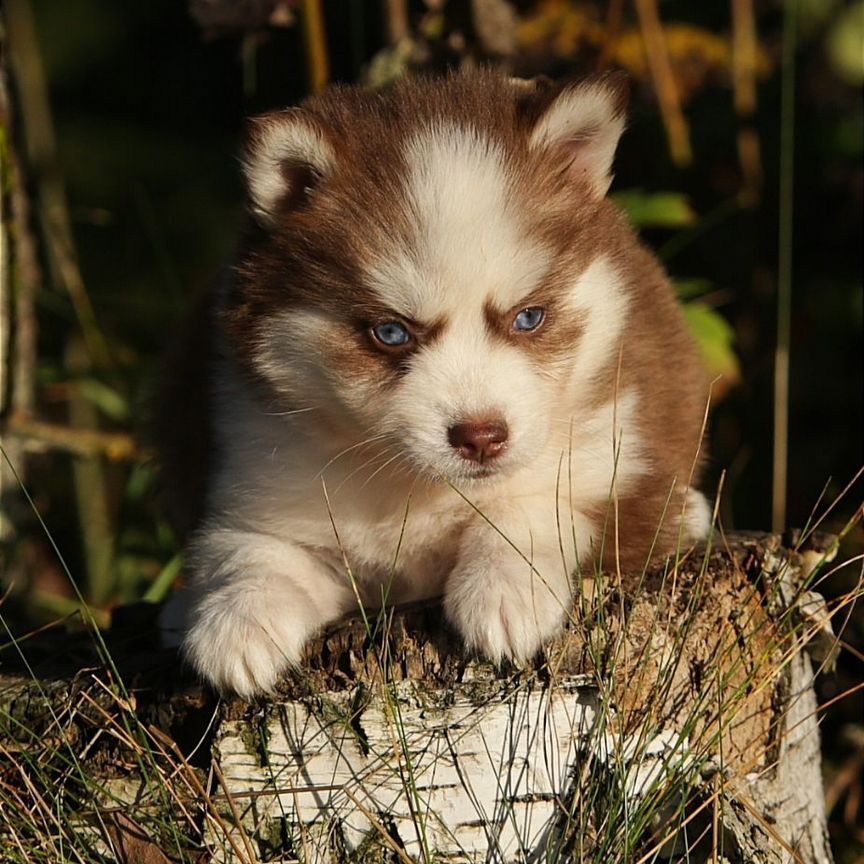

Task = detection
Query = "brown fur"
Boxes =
[159,69,707,565]
[223,71,622,375]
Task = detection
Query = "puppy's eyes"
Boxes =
[511,307,545,333]
[370,320,413,350]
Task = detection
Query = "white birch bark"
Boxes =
[205,534,836,863]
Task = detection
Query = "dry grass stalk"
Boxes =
[632,0,692,166]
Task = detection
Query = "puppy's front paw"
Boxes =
[444,556,571,664]
[183,587,317,698]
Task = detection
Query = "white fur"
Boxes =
[530,81,625,197]
[244,113,334,224]
[369,124,553,320]
[562,388,647,505]
[182,528,353,697]
[563,255,630,394]
[683,486,713,540]
[179,112,699,697]
[444,499,585,663]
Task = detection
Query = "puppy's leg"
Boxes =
[444,501,592,663]
[181,526,353,697]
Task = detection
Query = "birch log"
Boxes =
[0,533,840,863]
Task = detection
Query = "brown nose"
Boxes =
[447,420,509,464]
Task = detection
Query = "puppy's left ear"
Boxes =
[528,74,628,198]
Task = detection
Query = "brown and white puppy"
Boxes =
[158,70,711,697]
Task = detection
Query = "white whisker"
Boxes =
[332,444,400,492]
[360,450,412,490]
[314,433,392,480]
[262,406,319,417]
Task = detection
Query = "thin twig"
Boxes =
[732,0,762,204]
[301,0,329,93]
[384,0,410,45]
[5,0,112,369]
[66,336,115,604]
[632,0,692,166]
[0,33,40,535]
[5,413,144,461]
[597,0,625,70]
[772,0,798,532]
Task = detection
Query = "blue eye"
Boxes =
[512,307,545,332]
[371,321,412,348]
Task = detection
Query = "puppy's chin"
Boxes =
[450,469,512,488]
[418,454,523,487]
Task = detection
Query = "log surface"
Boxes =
[0,532,838,863]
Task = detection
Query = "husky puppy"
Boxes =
[158,70,711,697]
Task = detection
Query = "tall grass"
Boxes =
[1,449,861,862]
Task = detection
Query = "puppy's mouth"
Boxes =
[415,455,512,486]
[460,462,503,480]
[441,453,516,484]
[400,420,519,484]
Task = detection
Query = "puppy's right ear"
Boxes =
[526,74,628,199]
[243,110,334,226]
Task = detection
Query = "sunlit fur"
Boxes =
[158,71,711,697]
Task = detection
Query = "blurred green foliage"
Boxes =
[612,189,696,228]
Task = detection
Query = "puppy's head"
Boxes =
[226,71,629,484]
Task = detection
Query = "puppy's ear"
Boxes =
[528,74,628,198]
[243,110,334,226]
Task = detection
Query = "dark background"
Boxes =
[17,0,863,534]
